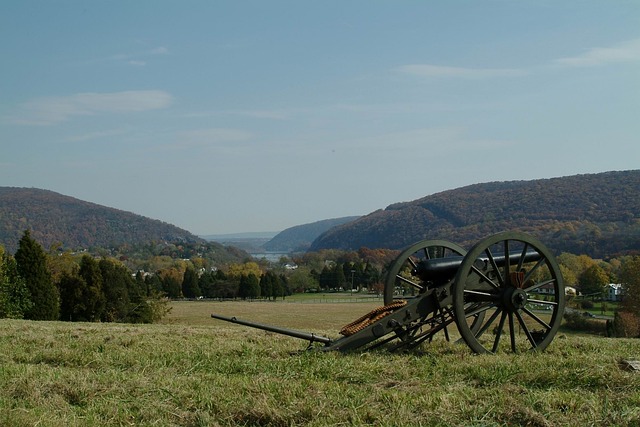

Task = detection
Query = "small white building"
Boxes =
[607,283,624,302]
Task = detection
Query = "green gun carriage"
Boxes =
[212,231,565,354]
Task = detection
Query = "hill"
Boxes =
[309,170,640,257]
[262,216,361,252]
[202,232,279,253]
[0,187,204,253]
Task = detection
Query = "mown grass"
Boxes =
[1,301,639,426]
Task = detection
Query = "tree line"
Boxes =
[0,230,168,322]
[1,229,638,338]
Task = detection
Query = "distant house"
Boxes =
[536,283,576,296]
[606,283,624,302]
[538,283,555,295]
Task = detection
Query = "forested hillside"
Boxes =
[263,216,360,252]
[0,187,204,253]
[310,170,640,258]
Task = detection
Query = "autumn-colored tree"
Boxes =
[14,230,60,320]
[557,253,597,284]
[579,264,609,298]
[619,256,640,316]
[227,262,262,279]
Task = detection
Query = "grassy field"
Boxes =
[1,300,639,426]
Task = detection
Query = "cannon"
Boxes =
[212,231,565,354]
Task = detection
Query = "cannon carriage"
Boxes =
[212,231,565,354]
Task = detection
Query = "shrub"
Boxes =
[580,300,594,310]
[606,311,640,338]
[563,312,606,334]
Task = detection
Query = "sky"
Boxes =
[1,1,639,236]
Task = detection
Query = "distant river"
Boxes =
[250,252,290,262]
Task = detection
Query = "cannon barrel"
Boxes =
[415,250,542,282]
[211,314,333,345]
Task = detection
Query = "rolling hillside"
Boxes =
[0,187,204,253]
[262,216,361,252]
[309,170,640,257]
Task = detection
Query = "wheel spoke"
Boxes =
[471,265,501,289]
[463,289,500,302]
[484,248,504,287]
[463,302,494,318]
[524,278,556,293]
[453,232,564,354]
[523,257,545,284]
[508,312,517,352]
[396,274,423,290]
[515,310,538,349]
[475,307,502,338]
[516,243,530,271]
[503,240,511,286]
[492,310,508,352]
[527,297,558,306]
[407,257,418,270]
[522,307,552,330]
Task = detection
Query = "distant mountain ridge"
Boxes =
[309,170,640,258]
[0,187,204,253]
[263,216,361,252]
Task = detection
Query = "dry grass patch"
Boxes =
[1,303,639,426]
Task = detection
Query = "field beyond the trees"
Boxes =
[1,300,640,426]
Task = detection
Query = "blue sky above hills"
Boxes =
[1,1,638,234]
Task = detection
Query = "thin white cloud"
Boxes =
[149,46,169,55]
[66,128,131,143]
[176,128,254,148]
[84,46,169,67]
[182,109,290,120]
[396,64,526,79]
[554,38,640,67]
[7,90,173,125]
[345,127,515,154]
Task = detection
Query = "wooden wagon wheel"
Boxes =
[383,239,484,345]
[452,232,565,354]
[384,239,466,305]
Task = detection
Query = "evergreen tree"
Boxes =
[246,273,260,299]
[0,248,33,319]
[238,274,250,300]
[14,230,59,320]
[58,273,87,321]
[271,274,284,300]
[335,263,347,290]
[182,267,201,299]
[79,255,105,321]
[99,258,130,322]
[260,273,273,299]
[126,270,153,323]
[318,265,333,290]
[198,271,216,298]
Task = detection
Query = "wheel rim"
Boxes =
[384,239,466,305]
[453,232,565,354]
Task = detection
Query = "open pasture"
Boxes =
[1,300,639,426]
